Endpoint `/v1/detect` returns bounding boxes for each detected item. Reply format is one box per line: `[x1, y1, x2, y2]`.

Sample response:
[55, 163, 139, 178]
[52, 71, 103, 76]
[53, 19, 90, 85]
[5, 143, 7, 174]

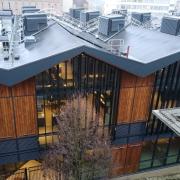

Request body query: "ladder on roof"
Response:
[107, 39, 125, 56]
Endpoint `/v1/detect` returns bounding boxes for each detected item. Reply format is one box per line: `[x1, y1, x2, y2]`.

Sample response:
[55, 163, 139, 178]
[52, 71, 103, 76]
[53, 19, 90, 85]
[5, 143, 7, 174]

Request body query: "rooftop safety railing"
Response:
[107, 39, 125, 56]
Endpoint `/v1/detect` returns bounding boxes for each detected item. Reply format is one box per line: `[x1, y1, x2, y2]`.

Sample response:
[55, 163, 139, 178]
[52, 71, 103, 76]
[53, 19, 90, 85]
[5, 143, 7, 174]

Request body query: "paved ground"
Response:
[112, 165, 180, 180]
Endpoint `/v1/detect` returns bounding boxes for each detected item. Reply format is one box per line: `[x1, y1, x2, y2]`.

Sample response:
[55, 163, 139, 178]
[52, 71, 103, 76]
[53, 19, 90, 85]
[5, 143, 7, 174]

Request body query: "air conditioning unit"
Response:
[69, 8, 84, 19]
[80, 10, 100, 23]
[132, 12, 151, 23]
[160, 16, 180, 36]
[98, 14, 125, 36]
[23, 13, 47, 36]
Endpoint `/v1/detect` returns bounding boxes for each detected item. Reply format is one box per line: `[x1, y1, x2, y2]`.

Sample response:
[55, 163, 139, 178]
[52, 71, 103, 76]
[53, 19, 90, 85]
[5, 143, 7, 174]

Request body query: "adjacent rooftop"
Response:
[0, 6, 180, 85]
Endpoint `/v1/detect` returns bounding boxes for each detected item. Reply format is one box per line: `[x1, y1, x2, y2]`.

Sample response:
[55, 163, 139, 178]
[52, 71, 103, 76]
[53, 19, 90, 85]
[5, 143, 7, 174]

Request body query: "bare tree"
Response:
[42, 95, 112, 180]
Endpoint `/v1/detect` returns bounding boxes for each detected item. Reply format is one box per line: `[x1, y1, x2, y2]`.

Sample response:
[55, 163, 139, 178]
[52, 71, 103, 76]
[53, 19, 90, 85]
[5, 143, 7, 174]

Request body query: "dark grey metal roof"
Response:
[0, 19, 180, 86]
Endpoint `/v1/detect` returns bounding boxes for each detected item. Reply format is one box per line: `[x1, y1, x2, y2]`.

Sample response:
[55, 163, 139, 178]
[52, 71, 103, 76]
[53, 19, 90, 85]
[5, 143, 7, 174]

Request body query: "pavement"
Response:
[112, 165, 180, 180]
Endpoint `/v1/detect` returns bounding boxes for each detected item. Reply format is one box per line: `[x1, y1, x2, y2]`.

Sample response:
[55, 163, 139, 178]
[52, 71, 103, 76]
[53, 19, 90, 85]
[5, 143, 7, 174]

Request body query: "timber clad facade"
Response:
[0, 54, 180, 177]
[0, 78, 37, 139]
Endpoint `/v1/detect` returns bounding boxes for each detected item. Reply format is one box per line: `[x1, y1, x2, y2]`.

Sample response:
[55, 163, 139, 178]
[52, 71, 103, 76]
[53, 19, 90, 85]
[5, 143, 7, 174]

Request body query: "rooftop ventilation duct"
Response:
[0, 9, 13, 17]
[22, 6, 36, 9]
[98, 14, 125, 36]
[112, 9, 127, 16]
[23, 13, 47, 36]
[80, 10, 100, 23]
[160, 16, 180, 36]
[131, 12, 151, 23]
[24, 36, 36, 47]
[69, 8, 84, 19]
[22, 7, 40, 14]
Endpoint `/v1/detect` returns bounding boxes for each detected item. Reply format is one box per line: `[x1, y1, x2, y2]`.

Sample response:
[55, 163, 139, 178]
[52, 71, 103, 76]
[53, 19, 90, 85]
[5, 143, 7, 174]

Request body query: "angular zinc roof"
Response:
[0, 19, 180, 86]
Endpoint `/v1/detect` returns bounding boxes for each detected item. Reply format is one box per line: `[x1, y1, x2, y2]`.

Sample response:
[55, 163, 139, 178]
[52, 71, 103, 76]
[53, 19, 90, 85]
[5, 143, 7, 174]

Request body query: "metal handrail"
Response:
[107, 39, 125, 56]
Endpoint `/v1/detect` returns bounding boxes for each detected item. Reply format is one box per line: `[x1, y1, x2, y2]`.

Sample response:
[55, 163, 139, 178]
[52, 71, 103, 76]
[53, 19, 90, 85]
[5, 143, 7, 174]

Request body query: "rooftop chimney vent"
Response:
[23, 13, 47, 36]
[98, 14, 125, 36]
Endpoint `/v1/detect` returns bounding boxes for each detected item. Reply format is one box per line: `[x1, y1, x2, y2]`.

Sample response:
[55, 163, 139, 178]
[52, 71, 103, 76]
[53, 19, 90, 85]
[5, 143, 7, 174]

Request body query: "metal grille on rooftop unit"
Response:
[80, 10, 100, 23]
[23, 13, 47, 36]
[69, 8, 84, 19]
[112, 9, 127, 16]
[132, 12, 151, 23]
[98, 15, 125, 36]
[160, 16, 180, 36]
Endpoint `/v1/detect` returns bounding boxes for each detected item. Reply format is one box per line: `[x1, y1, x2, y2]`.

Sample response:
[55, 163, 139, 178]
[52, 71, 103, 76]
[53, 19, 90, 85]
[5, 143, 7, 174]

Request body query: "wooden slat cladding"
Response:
[111, 145, 127, 176]
[0, 78, 37, 139]
[111, 143, 142, 177]
[12, 78, 35, 96]
[0, 85, 11, 97]
[121, 71, 137, 88]
[13, 96, 37, 137]
[124, 144, 142, 173]
[131, 87, 153, 122]
[117, 88, 135, 123]
[0, 98, 15, 138]
[121, 72, 154, 88]
[136, 74, 155, 87]
[117, 71, 155, 124]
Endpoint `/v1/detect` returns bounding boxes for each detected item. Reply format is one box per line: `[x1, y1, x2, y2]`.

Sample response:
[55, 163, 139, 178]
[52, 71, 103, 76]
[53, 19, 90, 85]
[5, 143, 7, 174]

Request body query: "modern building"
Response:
[104, 0, 177, 16]
[0, 0, 63, 14]
[73, 0, 88, 8]
[0, 6, 180, 179]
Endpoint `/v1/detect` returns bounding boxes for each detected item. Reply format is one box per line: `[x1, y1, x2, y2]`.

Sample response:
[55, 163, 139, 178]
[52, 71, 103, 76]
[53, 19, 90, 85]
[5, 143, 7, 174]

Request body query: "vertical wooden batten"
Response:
[111, 143, 142, 176]
[0, 78, 37, 139]
[117, 71, 155, 124]
[112, 71, 155, 176]
[0, 98, 15, 138]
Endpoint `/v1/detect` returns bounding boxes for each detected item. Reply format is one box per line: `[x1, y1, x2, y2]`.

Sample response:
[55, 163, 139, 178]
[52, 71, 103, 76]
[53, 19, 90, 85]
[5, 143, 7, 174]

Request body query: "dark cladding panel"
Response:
[18, 136, 39, 151]
[20, 151, 40, 162]
[129, 122, 146, 136]
[0, 139, 17, 154]
[0, 154, 18, 165]
[0, 136, 39, 165]
[114, 122, 146, 145]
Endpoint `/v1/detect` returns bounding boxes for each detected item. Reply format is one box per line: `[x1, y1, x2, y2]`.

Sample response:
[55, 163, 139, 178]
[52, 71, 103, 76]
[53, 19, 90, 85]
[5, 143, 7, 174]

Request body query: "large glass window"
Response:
[139, 137, 180, 171]
[35, 54, 121, 149]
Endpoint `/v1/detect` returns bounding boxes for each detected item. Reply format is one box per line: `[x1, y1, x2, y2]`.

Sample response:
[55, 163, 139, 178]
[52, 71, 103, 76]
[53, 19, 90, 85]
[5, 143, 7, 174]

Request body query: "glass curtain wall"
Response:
[35, 54, 121, 150]
[139, 61, 180, 170]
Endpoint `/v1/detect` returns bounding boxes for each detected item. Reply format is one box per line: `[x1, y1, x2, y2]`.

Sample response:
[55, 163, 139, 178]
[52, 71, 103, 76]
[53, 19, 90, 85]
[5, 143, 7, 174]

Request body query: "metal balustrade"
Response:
[107, 39, 125, 56]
